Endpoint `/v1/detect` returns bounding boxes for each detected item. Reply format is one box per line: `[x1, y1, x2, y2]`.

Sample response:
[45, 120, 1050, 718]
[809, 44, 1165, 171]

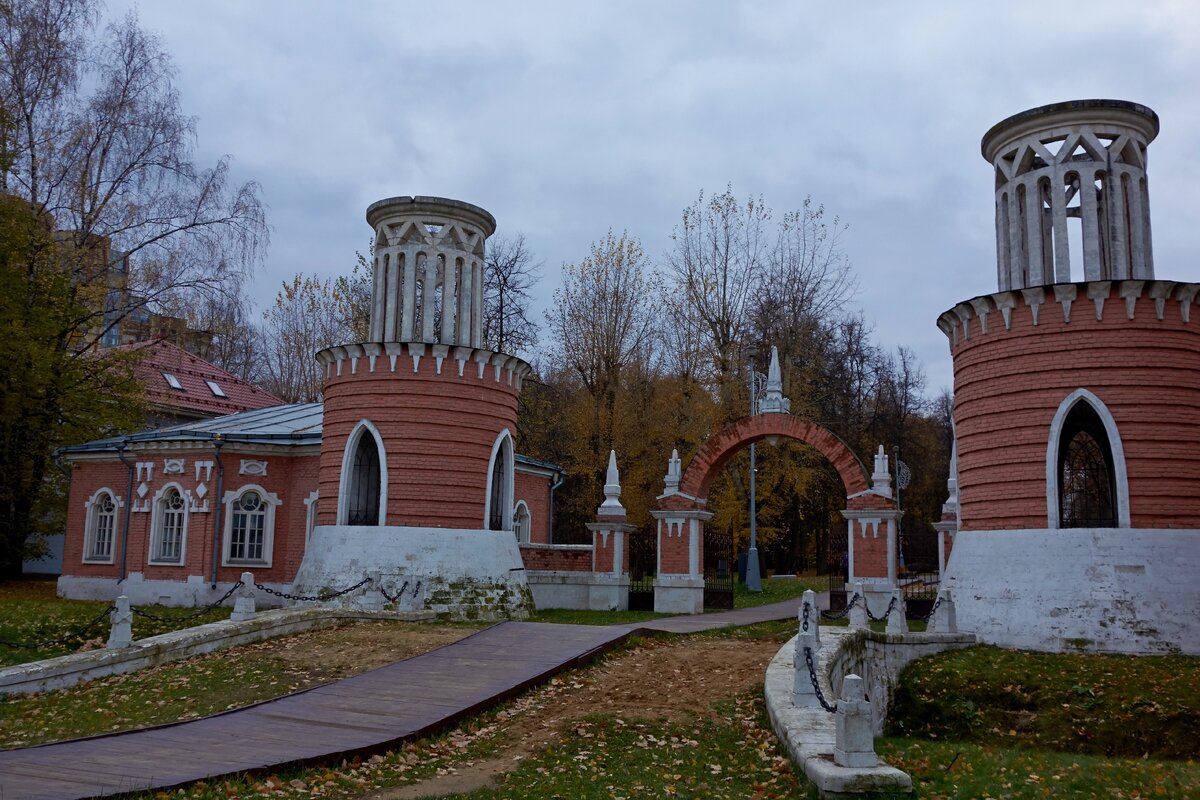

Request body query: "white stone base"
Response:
[294, 525, 531, 620]
[57, 572, 292, 608]
[944, 528, 1200, 654]
[653, 574, 704, 614]
[526, 571, 629, 611]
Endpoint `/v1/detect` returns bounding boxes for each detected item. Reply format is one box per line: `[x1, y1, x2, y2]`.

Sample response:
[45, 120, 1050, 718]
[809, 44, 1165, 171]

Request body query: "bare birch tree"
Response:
[483, 233, 540, 356]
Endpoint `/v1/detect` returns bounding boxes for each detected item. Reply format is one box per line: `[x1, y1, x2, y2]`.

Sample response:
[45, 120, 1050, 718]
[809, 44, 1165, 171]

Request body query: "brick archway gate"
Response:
[650, 413, 900, 614]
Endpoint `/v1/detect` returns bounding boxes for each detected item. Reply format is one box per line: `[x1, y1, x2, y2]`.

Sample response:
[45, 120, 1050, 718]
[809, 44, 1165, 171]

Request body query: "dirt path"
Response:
[365, 635, 782, 799]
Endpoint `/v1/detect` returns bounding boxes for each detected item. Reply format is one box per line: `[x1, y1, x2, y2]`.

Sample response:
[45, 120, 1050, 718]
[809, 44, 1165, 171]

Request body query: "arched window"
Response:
[1058, 403, 1116, 528]
[485, 431, 514, 531]
[150, 484, 188, 565]
[1046, 389, 1129, 529]
[83, 489, 119, 563]
[513, 500, 531, 543]
[222, 485, 281, 566]
[339, 420, 387, 526]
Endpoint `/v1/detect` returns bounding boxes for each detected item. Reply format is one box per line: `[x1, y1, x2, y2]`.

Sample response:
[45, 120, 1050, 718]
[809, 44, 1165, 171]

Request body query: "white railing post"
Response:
[800, 589, 821, 647]
[792, 626, 822, 707]
[834, 673, 877, 767]
[928, 589, 958, 633]
[230, 572, 257, 622]
[886, 587, 909, 635]
[107, 595, 132, 649]
[848, 581, 868, 630]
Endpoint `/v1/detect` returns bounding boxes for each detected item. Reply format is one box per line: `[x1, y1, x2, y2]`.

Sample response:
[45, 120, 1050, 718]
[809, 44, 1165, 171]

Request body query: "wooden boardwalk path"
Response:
[0, 597, 813, 800]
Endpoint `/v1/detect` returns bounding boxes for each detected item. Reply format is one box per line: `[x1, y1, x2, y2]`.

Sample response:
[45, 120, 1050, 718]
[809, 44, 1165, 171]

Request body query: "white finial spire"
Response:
[871, 445, 893, 498]
[599, 450, 625, 514]
[757, 345, 791, 414]
[663, 448, 682, 494]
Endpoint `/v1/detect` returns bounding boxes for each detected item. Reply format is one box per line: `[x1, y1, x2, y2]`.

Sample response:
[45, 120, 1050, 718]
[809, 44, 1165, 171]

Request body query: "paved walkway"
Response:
[0, 596, 815, 800]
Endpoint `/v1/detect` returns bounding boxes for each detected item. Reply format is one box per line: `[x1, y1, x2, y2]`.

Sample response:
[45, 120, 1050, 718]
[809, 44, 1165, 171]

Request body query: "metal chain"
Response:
[378, 580, 409, 604]
[820, 592, 859, 620]
[865, 595, 898, 622]
[800, 600, 812, 632]
[130, 581, 244, 623]
[803, 646, 838, 713]
[254, 576, 372, 603]
[0, 604, 115, 650]
[918, 594, 943, 623]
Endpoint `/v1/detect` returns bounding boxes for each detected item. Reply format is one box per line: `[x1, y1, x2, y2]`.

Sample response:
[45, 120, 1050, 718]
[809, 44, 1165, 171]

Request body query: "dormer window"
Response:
[206, 380, 227, 398]
[162, 372, 184, 391]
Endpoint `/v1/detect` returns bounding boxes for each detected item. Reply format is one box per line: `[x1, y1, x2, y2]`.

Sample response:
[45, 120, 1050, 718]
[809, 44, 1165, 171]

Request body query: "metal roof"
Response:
[60, 403, 323, 453]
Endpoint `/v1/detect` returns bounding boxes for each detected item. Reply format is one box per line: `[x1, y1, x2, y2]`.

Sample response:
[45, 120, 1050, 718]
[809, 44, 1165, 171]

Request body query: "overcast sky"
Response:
[110, 0, 1200, 393]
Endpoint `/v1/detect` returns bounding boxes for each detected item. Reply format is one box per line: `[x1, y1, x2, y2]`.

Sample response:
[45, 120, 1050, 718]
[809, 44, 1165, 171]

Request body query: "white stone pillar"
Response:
[440, 255, 458, 344]
[928, 589, 958, 634]
[107, 595, 132, 649]
[886, 588, 908, 635]
[1051, 169, 1071, 281]
[792, 626, 822, 707]
[848, 581, 868, 631]
[421, 253, 438, 342]
[230, 572, 257, 622]
[799, 588, 821, 647]
[834, 674, 877, 768]
[458, 257, 473, 346]
[401, 247, 418, 341]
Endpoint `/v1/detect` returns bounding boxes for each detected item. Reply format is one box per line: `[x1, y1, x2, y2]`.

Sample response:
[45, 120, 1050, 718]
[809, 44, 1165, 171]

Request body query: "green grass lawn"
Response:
[0, 579, 230, 667]
[734, 574, 826, 608]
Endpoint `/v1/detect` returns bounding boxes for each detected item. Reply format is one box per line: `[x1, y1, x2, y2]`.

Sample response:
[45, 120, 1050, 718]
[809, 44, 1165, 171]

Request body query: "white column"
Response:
[421, 251, 438, 342]
[401, 248, 417, 341]
[440, 254, 458, 344]
[1007, 189, 1024, 289]
[369, 255, 385, 340]
[383, 253, 399, 341]
[1024, 178, 1045, 286]
[457, 258, 473, 347]
[1051, 169, 1071, 282]
[472, 259, 485, 347]
[1081, 170, 1102, 280]
[1110, 168, 1129, 279]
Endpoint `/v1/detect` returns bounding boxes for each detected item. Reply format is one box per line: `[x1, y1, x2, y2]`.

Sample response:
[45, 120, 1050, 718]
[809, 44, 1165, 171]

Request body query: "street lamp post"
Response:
[746, 353, 763, 593]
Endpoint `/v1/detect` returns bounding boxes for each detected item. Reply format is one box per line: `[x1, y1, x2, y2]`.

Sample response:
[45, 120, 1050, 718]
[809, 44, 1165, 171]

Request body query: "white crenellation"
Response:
[938, 280, 1199, 346]
[315, 343, 531, 391]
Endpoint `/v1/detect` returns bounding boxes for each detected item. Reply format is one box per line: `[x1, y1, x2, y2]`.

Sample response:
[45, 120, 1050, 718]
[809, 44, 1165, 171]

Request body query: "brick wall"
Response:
[947, 282, 1200, 530]
[519, 543, 593, 571]
[62, 451, 319, 585]
[514, 470, 552, 544]
[319, 350, 520, 529]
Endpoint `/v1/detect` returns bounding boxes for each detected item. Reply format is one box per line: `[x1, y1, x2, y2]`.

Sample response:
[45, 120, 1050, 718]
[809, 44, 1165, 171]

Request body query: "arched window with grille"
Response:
[223, 485, 281, 566]
[1046, 389, 1130, 529]
[513, 500, 531, 543]
[83, 488, 120, 563]
[338, 420, 387, 526]
[149, 484, 189, 565]
[485, 430, 514, 532]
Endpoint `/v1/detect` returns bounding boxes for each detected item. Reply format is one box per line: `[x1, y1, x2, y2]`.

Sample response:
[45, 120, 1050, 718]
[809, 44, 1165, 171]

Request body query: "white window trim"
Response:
[1045, 388, 1131, 529]
[483, 429, 515, 531]
[82, 487, 122, 564]
[148, 482, 191, 566]
[337, 419, 388, 526]
[304, 489, 319, 543]
[221, 483, 282, 568]
[513, 500, 531, 543]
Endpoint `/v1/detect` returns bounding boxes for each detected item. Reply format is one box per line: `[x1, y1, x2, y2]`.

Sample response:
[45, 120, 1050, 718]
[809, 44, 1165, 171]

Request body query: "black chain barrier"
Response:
[917, 593, 944, 624]
[254, 576, 373, 603]
[800, 600, 812, 632]
[0, 604, 115, 650]
[378, 580, 409, 604]
[803, 645, 838, 713]
[820, 592, 860, 621]
[130, 581, 244, 623]
[865, 595, 898, 623]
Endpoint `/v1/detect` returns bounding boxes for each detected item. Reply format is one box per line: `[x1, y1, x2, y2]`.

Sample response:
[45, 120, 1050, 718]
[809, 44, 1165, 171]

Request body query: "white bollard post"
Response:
[230, 572, 257, 622]
[792, 628, 822, 707]
[834, 674, 878, 767]
[799, 588, 821, 647]
[886, 588, 909, 634]
[928, 589, 957, 633]
[848, 581, 868, 630]
[107, 595, 132, 649]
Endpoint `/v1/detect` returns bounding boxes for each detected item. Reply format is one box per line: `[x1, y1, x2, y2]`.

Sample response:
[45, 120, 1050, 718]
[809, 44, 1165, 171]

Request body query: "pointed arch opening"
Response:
[339, 420, 388, 526]
[1046, 389, 1130, 529]
[484, 430, 514, 531]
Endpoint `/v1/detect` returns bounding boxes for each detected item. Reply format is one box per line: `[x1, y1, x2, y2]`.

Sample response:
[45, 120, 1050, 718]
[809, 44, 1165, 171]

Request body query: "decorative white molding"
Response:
[1021, 287, 1045, 326]
[147, 482, 192, 566]
[239, 459, 268, 477]
[194, 461, 214, 482]
[220, 484, 282, 568]
[1045, 389, 1131, 529]
[136, 462, 154, 482]
[1054, 283, 1077, 322]
[482, 429, 515, 531]
[1086, 282, 1111, 320]
[162, 458, 185, 475]
[194, 483, 208, 499]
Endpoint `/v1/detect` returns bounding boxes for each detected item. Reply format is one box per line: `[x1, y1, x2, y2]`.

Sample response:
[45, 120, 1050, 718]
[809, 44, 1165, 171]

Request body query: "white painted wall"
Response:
[943, 528, 1200, 654]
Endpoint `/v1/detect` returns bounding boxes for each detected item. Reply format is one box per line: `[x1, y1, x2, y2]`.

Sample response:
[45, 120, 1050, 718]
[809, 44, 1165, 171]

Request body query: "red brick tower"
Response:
[939, 101, 1200, 654]
[294, 197, 534, 618]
